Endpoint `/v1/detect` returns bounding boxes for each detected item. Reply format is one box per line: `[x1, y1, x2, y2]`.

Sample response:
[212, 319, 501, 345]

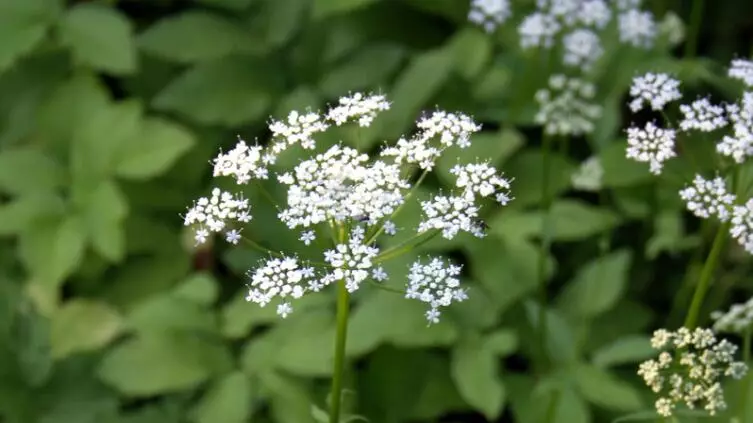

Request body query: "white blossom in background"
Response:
[718, 93, 753, 163]
[679, 175, 736, 222]
[711, 298, 753, 333]
[626, 121, 676, 174]
[729, 59, 753, 87]
[637, 328, 747, 417]
[658, 11, 685, 46]
[562, 29, 603, 70]
[406, 258, 467, 324]
[679, 98, 727, 132]
[184, 92, 513, 322]
[518, 12, 561, 48]
[618, 8, 656, 47]
[731, 199, 753, 254]
[468, 0, 512, 33]
[571, 156, 603, 191]
[535, 74, 602, 136]
[629, 72, 682, 113]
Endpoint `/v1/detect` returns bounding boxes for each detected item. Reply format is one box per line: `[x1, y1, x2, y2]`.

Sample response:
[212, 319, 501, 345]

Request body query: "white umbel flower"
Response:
[269, 110, 329, 151]
[717, 93, 753, 163]
[562, 29, 603, 70]
[679, 98, 727, 132]
[213, 139, 268, 184]
[731, 199, 753, 254]
[245, 256, 318, 317]
[729, 59, 753, 87]
[184, 188, 252, 245]
[406, 257, 467, 324]
[571, 156, 603, 191]
[518, 12, 561, 48]
[326, 92, 390, 127]
[323, 227, 379, 292]
[618, 8, 656, 47]
[450, 162, 512, 204]
[418, 195, 484, 239]
[629, 72, 682, 113]
[535, 74, 602, 136]
[468, 0, 512, 33]
[625, 121, 676, 174]
[711, 298, 753, 333]
[638, 327, 747, 417]
[679, 175, 736, 222]
[415, 111, 482, 148]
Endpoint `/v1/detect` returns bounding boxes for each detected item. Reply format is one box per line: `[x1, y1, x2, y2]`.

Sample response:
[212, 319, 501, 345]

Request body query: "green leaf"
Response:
[558, 250, 632, 318]
[195, 0, 254, 10]
[449, 27, 492, 79]
[115, 117, 195, 180]
[485, 330, 518, 356]
[0, 148, 65, 195]
[546, 200, 621, 242]
[599, 140, 652, 188]
[138, 12, 251, 63]
[505, 149, 577, 207]
[173, 273, 218, 306]
[312, 0, 379, 19]
[646, 210, 697, 259]
[127, 295, 217, 335]
[0, 194, 65, 236]
[592, 335, 655, 368]
[19, 216, 87, 292]
[98, 333, 232, 396]
[318, 43, 406, 98]
[58, 4, 137, 75]
[573, 364, 643, 411]
[271, 310, 335, 377]
[262, 0, 310, 48]
[451, 335, 506, 419]
[0, 0, 60, 73]
[50, 299, 123, 359]
[153, 57, 281, 126]
[190, 371, 251, 423]
[75, 180, 129, 262]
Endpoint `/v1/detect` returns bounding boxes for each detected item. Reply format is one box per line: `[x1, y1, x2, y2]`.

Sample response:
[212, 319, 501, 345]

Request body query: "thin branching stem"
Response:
[329, 225, 351, 423]
[365, 168, 430, 245]
[684, 0, 705, 59]
[683, 223, 728, 329]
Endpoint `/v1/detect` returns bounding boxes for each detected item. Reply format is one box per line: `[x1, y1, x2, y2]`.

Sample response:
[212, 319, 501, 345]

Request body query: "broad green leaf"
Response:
[449, 27, 491, 79]
[546, 200, 621, 242]
[173, 273, 218, 306]
[195, 0, 254, 10]
[318, 43, 406, 97]
[312, 0, 379, 19]
[592, 335, 655, 368]
[98, 333, 232, 396]
[646, 210, 698, 258]
[102, 254, 192, 311]
[138, 12, 251, 63]
[262, 0, 309, 47]
[0, 0, 60, 72]
[127, 295, 217, 335]
[259, 371, 316, 423]
[573, 364, 643, 411]
[485, 329, 518, 356]
[19, 216, 87, 292]
[524, 302, 579, 365]
[0, 194, 65, 236]
[153, 57, 281, 126]
[272, 309, 335, 377]
[75, 180, 129, 262]
[58, 4, 137, 74]
[190, 371, 251, 423]
[408, 355, 467, 420]
[50, 299, 123, 359]
[558, 250, 632, 318]
[115, 117, 195, 180]
[451, 335, 506, 419]
[599, 141, 652, 188]
[505, 149, 577, 207]
[0, 148, 65, 195]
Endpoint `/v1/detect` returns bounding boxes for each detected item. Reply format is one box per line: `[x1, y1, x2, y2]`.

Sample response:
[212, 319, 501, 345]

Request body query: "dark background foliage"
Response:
[1, 0, 753, 422]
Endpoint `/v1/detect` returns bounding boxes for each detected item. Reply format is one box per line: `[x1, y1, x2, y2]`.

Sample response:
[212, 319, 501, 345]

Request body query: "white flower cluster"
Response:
[406, 258, 467, 324]
[626, 121, 676, 175]
[571, 156, 603, 191]
[638, 328, 747, 417]
[518, 0, 656, 70]
[184, 92, 513, 321]
[679, 175, 736, 222]
[729, 58, 753, 88]
[535, 74, 602, 136]
[628, 72, 682, 113]
[468, 0, 512, 33]
[679, 98, 727, 132]
[711, 298, 753, 333]
[731, 199, 753, 253]
[718, 92, 753, 163]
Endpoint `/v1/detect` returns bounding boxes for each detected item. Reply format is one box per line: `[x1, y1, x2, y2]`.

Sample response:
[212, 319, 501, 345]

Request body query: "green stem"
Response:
[739, 328, 752, 420]
[366, 280, 405, 295]
[683, 0, 705, 58]
[366, 169, 430, 244]
[373, 230, 440, 264]
[537, 133, 554, 371]
[329, 280, 350, 423]
[683, 224, 728, 328]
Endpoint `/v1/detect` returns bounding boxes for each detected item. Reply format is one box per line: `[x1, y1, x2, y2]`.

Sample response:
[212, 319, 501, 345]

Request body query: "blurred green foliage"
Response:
[1, 0, 753, 422]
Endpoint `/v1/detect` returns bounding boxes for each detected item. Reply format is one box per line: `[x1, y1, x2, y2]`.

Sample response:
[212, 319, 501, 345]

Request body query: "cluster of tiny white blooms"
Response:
[628, 72, 682, 113]
[658, 11, 685, 46]
[618, 8, 656, 47]
[419, 195, 484, 239]
[450, 162, 512, 204]
[269, 110, 329, 151]
[278, 145, 408, 228]
[729, 59, 753, 87]
[718, 93, 753, 163]
[637, 328, 747, 417]
[679, 98, 727, 132]
[711, 298, 753, 333]
[380, 136, 442, 170]
[518, 12, 561, 48]
[535, 74, 602, 136]
[571, 156, 603, 191]
[731, 199, 753, 253]
[245, 256, 318, 318]
[468, 0, 511, 33]
[326, 92, 390, 127]
[625, 121, 676, 175]
[183, 188, 252, 245]
[562, 29, 603, 70]
[323, 227, 379, 293]
[406, 258, 467, 324]
[212, 139, 269, 184]
[679, 175, 736, 222]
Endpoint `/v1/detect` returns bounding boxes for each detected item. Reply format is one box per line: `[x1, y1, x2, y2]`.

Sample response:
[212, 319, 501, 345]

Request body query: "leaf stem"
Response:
[329, 279, 350, 423]
[683, 223, 728, 328]
[684, 0, 705, 58]
[373, 230, 440, 264]
[738, 328, 752, 420]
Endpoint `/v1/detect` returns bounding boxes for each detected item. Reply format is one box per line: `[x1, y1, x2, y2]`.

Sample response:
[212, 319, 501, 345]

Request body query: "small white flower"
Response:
[245, 256, 318, 316]
[731, 199, 753, 254]
[625, 121, 676, 174]
[518, 12, 561, 48]
[406, 257, 467, 324]
[450, 162, 512, 203]
[729, 59, 753, 87]
[562, 29, 603, 70]
[194, 228, 209, 245]
[535, 74, 602, 136]
[418, 195, 483, 239]
[679, 175, 736, 222]
[323, 228, 379, 292]
[225, 229, 242, 244]
[711, 298, 753, 333]
[717, 93, 753, 163]
[579, 0, 612, 29]
[618, 8, 656, 48]
[277, 302, 293, 318]
[299, 230, 316, 246]
[679, 98, 727, 132]
[571, 156, 603, 191]
[414, 111, 482, 149]
[383, 221, 397, 236]
[184, 188, 252, 242]
[269, 110, 329, 151]
[213, 139, 268, 184]
[629, 72, 682, 113]
[372, 266, 388, 281]
[326, 92, 390, 127]
[468, 0, 512, 33]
